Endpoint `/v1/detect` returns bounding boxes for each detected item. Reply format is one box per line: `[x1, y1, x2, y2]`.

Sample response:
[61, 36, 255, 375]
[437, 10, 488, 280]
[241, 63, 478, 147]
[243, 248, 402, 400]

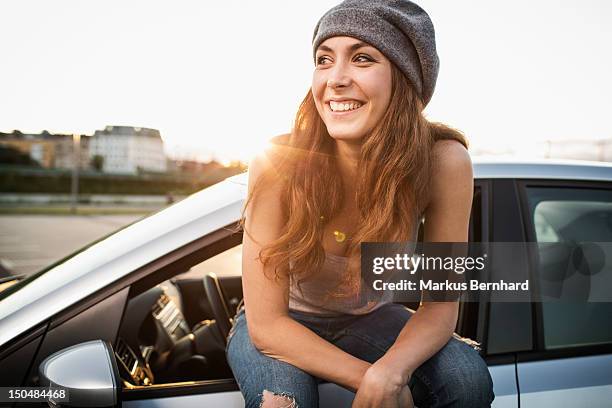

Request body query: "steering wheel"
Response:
[202, 272, 233, 345]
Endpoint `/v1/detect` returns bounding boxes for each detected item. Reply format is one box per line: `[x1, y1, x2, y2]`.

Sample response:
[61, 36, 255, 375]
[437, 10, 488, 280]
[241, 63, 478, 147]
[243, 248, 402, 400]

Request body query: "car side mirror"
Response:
[39, 340, 121, 407]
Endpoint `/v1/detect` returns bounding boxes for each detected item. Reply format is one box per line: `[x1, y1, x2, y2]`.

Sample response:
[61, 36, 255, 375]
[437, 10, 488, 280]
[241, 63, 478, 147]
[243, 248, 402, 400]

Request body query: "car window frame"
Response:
[484, 179, 534, 358]
[516, 178, 612, 362]
[474, 180, 492, 348]
[455, 181, 491, 346]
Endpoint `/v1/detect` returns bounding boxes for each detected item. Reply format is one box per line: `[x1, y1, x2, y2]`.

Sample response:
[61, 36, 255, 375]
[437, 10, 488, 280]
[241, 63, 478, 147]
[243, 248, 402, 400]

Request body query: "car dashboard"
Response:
[115, 278, 231, 387]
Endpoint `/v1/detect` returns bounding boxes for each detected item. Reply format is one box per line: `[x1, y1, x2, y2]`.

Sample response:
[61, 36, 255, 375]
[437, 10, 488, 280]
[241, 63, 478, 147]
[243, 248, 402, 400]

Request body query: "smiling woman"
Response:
[225, 1, 494, 407]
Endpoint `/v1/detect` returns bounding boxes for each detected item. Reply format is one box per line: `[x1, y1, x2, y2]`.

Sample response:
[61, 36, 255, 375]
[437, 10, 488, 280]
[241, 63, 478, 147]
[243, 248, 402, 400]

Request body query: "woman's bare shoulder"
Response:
[427, 139, 473, 208]
[244, 137, 288, 238]
[432, 139, 472, 175]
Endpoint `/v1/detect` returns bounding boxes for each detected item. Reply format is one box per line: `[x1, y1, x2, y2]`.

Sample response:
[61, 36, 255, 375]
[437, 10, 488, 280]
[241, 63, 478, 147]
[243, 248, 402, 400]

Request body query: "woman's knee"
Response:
[414, 338, 494, 407]
[448, 354, 494, 407]
[231, 358, 319, 408]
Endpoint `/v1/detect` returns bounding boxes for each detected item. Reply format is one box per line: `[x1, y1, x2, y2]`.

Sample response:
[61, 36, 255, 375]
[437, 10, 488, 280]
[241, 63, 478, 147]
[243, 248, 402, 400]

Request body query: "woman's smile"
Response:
[327, 100, 366, 116]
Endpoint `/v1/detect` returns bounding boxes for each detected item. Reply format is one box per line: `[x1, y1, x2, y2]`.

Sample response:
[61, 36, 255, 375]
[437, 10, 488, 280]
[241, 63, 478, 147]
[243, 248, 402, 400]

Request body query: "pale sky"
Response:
[1, 0, 611, 162]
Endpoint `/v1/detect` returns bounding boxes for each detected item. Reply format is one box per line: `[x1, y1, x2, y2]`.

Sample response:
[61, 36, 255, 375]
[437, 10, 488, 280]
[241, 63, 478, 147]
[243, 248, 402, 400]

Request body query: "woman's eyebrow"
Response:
[317, 41, 371, 53]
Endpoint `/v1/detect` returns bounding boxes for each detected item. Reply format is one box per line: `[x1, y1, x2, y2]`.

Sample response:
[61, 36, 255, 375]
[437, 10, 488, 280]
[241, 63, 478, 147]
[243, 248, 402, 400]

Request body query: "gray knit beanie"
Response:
[312, 0, 439, 106]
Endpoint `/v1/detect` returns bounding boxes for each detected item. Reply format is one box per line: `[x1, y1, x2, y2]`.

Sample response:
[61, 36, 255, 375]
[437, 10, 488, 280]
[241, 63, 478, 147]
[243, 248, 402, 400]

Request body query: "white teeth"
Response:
[330, 101, 362, 112]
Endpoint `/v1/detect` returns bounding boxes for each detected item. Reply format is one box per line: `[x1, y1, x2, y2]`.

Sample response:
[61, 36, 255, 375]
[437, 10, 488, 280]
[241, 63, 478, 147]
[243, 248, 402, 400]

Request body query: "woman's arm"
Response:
[241, 148, 371, 392]
[367, 139, 474, 385]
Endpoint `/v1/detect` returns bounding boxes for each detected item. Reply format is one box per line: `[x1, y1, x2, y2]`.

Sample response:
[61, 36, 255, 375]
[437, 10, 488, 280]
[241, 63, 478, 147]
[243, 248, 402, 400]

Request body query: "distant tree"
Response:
[91, 154, 104, 172]
[0, 145, 40, 166]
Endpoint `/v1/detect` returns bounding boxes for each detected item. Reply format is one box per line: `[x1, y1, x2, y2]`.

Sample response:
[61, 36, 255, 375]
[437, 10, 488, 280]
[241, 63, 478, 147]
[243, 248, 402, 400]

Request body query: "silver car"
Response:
[1, 158, 611, 407]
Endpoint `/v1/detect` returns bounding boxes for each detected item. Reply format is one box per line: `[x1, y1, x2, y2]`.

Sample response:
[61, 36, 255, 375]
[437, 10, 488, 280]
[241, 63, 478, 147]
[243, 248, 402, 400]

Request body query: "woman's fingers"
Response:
[352, 388, 403, 408]
[398, 385, 414, 408]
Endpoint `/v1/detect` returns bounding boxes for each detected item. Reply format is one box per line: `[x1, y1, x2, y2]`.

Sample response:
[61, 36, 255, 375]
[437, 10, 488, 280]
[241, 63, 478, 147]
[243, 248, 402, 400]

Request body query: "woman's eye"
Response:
[354, 54, 374, 63]
[316, 56, 331, 65]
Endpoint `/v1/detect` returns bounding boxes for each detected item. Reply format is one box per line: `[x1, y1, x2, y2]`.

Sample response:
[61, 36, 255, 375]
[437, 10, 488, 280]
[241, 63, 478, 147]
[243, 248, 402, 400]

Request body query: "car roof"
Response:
[471, 156, 612, 181]
[226, 157, 612, 185]
[2, 157, 612, 346]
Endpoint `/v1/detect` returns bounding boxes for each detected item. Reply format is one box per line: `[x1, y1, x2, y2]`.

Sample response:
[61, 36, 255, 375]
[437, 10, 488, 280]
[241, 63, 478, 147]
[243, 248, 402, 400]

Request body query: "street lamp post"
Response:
[70, 133, 81, 214]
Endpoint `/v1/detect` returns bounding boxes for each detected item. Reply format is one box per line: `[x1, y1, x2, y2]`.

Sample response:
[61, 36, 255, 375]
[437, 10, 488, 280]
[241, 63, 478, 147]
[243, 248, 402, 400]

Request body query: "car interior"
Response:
[115, 246, 243, 388]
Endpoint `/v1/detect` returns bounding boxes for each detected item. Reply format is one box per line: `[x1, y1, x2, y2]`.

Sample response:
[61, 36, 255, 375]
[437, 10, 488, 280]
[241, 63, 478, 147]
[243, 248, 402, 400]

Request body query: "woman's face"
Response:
[312, 36, 393, 143]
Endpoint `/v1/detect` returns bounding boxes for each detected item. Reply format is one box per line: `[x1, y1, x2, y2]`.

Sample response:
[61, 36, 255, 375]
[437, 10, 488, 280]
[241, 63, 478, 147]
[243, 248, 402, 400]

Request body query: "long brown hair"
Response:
[240, 63, 467, 298]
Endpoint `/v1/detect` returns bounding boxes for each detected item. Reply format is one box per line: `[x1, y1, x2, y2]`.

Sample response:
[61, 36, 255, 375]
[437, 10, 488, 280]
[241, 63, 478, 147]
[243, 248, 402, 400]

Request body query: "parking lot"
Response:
[0, 215, 144, 277]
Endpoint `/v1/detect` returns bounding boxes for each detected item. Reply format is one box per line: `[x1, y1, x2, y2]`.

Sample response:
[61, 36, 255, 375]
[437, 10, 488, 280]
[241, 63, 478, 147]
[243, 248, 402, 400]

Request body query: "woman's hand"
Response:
[351, 363, 414, 408]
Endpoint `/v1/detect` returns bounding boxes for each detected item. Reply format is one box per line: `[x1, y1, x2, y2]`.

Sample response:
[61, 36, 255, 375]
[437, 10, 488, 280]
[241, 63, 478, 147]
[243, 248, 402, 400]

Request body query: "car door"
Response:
[516, 180, 612, 406]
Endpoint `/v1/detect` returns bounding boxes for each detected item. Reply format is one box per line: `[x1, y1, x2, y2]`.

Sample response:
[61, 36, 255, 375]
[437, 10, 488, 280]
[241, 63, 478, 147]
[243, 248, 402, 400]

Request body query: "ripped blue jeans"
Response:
[225, 303, 494, 407]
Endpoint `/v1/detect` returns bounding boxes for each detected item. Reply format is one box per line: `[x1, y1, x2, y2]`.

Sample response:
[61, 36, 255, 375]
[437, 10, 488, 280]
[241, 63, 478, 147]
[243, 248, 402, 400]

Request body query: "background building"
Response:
[50, 132, 90, 170]
[0, 131, 57, 168]
[0, 130, 90, 169]
[89, 126, 167, 174]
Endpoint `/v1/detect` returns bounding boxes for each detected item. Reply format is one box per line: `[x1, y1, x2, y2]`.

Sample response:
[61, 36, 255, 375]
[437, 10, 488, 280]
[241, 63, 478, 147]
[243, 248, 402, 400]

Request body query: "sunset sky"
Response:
[1, 0, 610, 162]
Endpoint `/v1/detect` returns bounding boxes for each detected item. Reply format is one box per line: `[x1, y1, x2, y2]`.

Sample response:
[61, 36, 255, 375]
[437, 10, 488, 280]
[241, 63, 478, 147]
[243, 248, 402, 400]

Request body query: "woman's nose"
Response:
[326, 64, 352, 88]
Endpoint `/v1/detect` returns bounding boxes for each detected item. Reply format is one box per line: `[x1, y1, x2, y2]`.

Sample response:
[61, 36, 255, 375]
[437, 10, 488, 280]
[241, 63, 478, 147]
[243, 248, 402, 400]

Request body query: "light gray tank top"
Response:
[289, 214, 422, 316]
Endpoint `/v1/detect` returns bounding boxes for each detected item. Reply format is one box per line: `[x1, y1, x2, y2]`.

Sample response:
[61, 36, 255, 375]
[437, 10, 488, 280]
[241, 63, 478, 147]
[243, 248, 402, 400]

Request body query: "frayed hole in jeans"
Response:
[260, 390, 298, 408]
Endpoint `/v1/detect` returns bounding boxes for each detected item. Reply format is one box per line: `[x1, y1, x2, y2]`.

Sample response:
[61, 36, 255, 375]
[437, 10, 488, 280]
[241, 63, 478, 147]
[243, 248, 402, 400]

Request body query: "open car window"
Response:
[177, 244, 242, 280]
